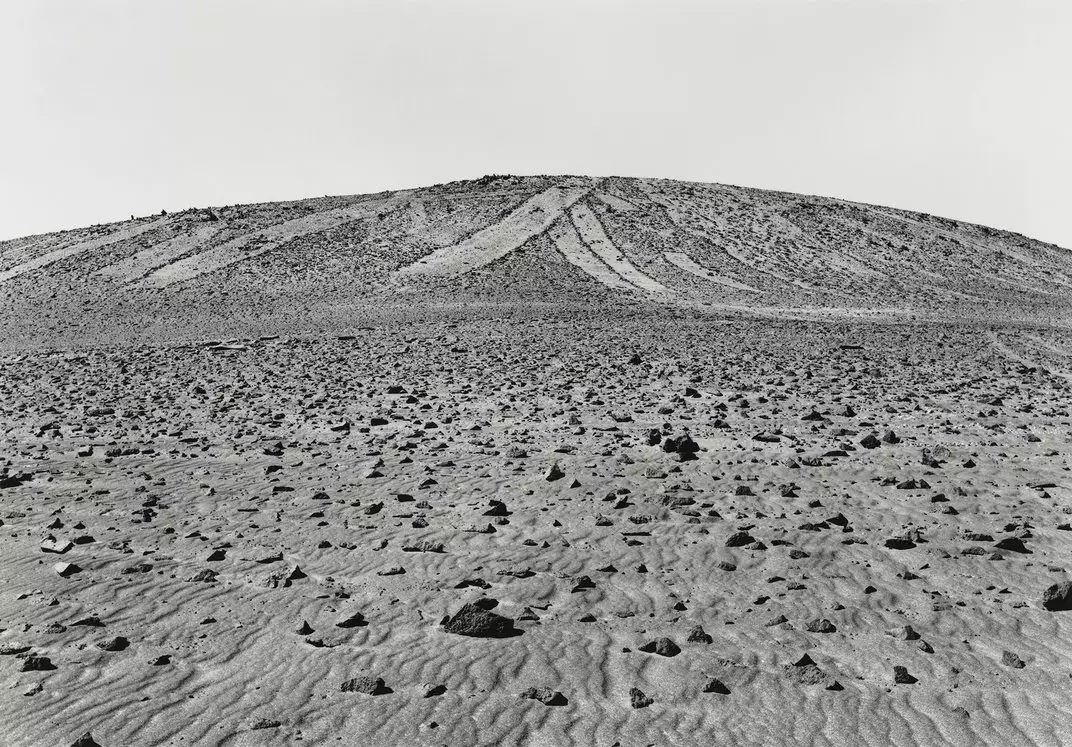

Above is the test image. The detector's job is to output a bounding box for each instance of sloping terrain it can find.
[1,177,1071,746]
[0,174,1069,348]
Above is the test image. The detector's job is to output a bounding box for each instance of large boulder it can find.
[1042,580,1072,611]
[442,603,518,638]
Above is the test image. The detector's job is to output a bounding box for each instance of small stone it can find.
[422,682,447,698]
[442,603,517,638]
[1001,650,1026,669]
[53,562,82,577]
[893,665,917,684]
[1042,580,1072,611]
[639,637,680,657]
[97,636,129,652]
[250,718,283,730]
[686,626,712,644]
[22,655,56,671]
[702,677,730,694]
[340,675,387,695]
[630,687,653,709]
[518,687,567,706]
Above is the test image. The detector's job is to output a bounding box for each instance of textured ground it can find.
[2,317,1072,746]
[2,174,1072,350]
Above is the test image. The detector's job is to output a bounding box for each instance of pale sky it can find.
[2,1,1069,248]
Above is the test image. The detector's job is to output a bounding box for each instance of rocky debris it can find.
[662,434,699,454]
[994,537,1030,553]
[250,718,283,730]
[97,636,129,652]
[686,625,713,644]
[518,687,567,706]
[629,687,653,709]
[1002,650,1026,669]
[422,682,447,698]
[893,665,917,684]
[639,638,680,657]
[336,612,367,628]
[402,541,445,553]
[53,562,82,577]
[69,734,102,747]
[702,677,730,695]
[887,625,920,641]
[1042,580,1072,611]
[442,603,518,638]
[41,538,74,554]
[726,531,756,547]
[544,463,565,482]
[804,618,836,634]
[22,655,57,671]
[72,616,105,627]
[783,653,838,689]
[340,675,389,695]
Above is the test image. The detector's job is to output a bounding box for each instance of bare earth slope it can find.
[0,174,1069,347]
[0,177,1071,747]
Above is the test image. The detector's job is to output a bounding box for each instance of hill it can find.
[1,175,1069,347]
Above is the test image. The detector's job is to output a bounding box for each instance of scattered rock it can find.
[442,603,518,638]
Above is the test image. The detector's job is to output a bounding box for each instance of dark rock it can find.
[702,677,730,694]
[442,603,518,638]
[860,433,881,449]
[686,626,712,644]
[994,537,1030,554]
[804,618,836,634]
[1001,650,1026,669]
[518,687,567,706]
[340,675,388,695]
[250,718,283,730]
[639,637,680,657]
[1042,581,1072,611]
[893,665,917,684]
[630,687,653,709]
[22,655,56,671]
[336,612,367,628]
[726,531,755,547]
[97,636,129,652]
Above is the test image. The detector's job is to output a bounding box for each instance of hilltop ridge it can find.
[1,174,1069,347]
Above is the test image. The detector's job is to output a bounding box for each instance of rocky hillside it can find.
[1,175,1069,346]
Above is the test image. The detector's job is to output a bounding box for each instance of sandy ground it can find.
[2,316,1071,746]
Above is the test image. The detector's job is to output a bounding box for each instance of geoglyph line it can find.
[594,192,638,212]
[395,185,592,277]
[568,202,668,294]
[663,252,759,291]
[140,191,414,287]
[96,224,227,282]
[549,218,638,292]
[0,219,168,284]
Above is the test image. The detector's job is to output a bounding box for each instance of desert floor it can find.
[2,314,1071,746]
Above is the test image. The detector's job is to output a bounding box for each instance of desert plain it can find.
[0,175,1070,746]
